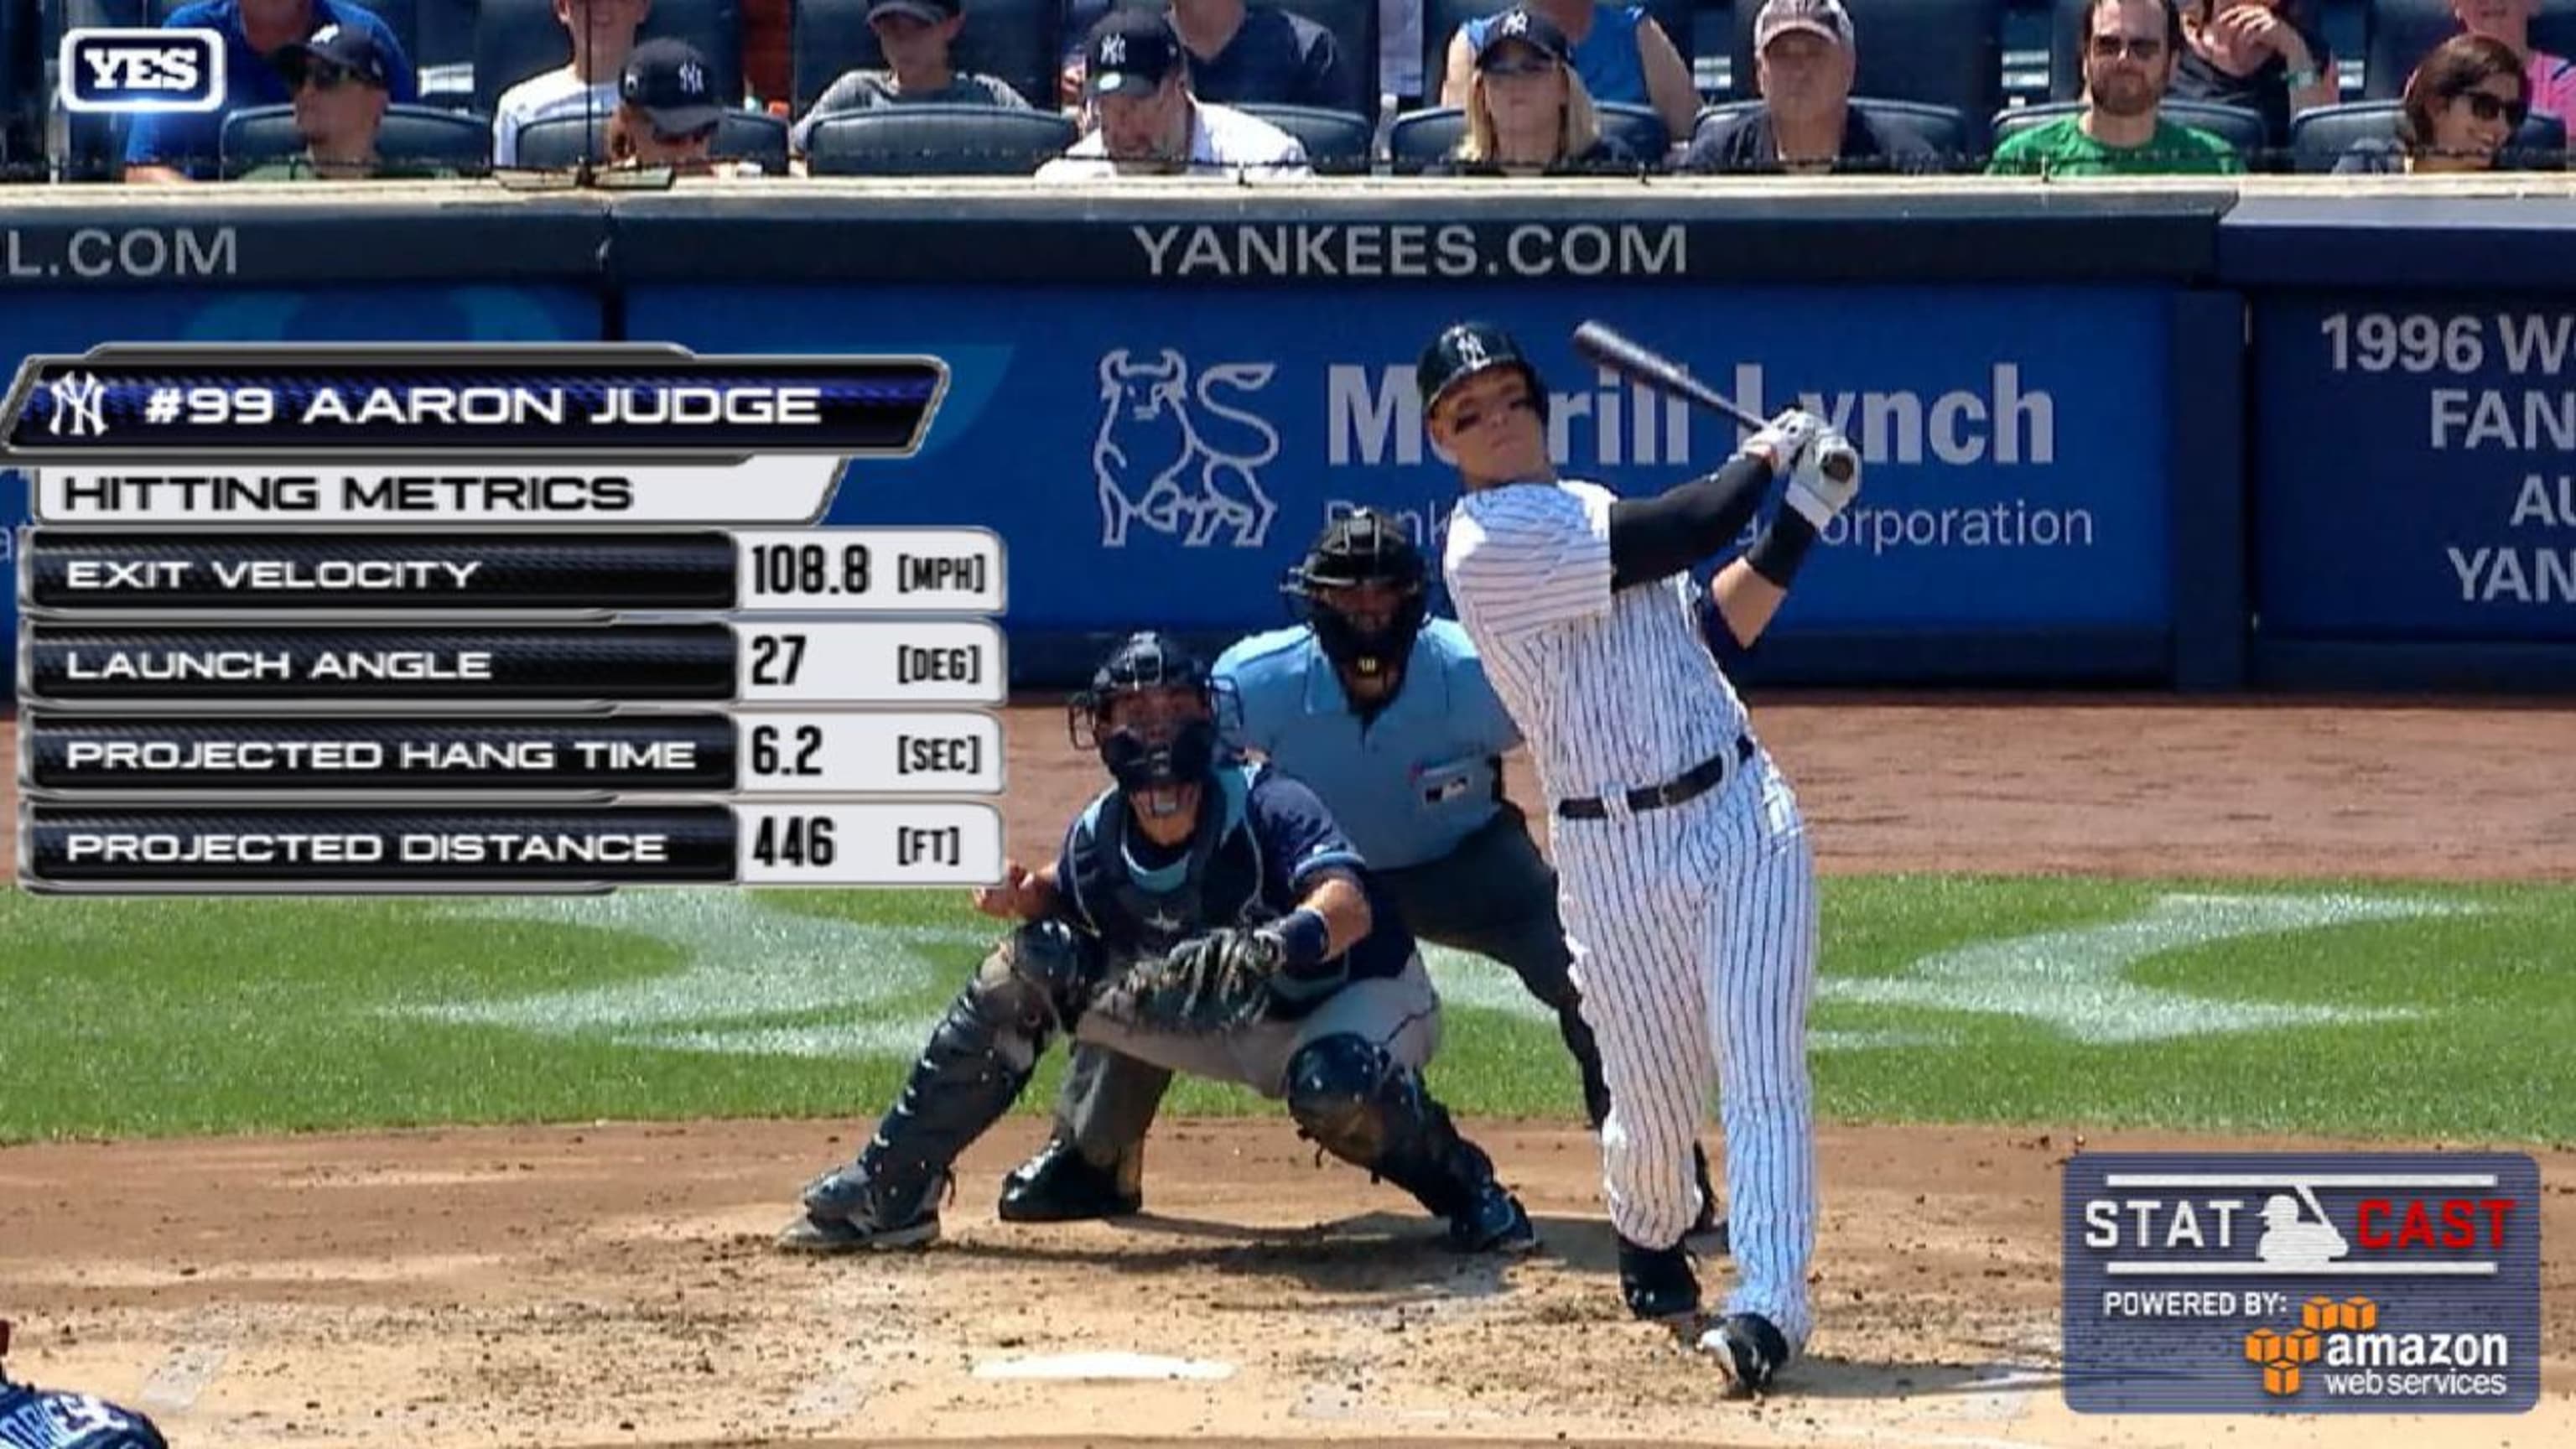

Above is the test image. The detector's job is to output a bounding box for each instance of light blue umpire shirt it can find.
[1213,618,1523,872]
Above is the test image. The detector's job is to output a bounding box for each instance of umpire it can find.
[1002,510,1719,1238]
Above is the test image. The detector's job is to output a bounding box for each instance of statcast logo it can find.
[59,28,227,114]
[1090,349,1280,549]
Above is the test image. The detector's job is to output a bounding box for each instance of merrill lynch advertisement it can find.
[626,284,2172,635]
[2064,1153,2541,1413]
[2257,296,2576,640]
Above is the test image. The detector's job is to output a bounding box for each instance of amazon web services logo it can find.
[2062,1153,2538,1413]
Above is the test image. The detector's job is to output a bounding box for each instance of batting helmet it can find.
[1068,631,1226,797]
[1284,509,1430,683]
[1416,320,1548,423]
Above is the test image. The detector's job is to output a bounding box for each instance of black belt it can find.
[1555,735,1753,821]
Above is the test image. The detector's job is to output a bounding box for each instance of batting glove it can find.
[1742,408,1826,472]
[1782,428,1862,528]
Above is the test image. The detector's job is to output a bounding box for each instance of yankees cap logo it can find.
[1100,34,1128,65]
[678,60,707,96]
[1500,10,1530,36]
[1454,332,1491,366]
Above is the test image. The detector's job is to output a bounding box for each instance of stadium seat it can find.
[220,101,492,176]
[1990,96,2269,164]
[792,0,1062,114]
[1385,98,1665,170]
[1421,0,1696,114]
[798,102,1076,173]
[1233,101,1377,171]
[1735,0,2005,148]
[2365,0,2576,100]
[2288,96,2567,170]
[475,0,745,117]
[512,106,792,170]
[1690,96,1972,169]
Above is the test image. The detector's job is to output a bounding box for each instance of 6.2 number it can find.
[747,723,824,776]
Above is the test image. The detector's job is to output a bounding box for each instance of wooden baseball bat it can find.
[1571,321,1856,482]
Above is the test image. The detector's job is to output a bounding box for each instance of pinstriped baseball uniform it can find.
[1443,476,1818,1349]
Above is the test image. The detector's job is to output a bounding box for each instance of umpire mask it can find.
[1285,509,1431,687]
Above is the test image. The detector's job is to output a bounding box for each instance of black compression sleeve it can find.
[1606,452,1774,591]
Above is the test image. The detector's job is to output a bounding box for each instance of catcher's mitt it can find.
[1089,927,1285,1036]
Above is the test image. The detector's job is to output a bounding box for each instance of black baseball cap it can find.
[868,0,961,22]
[277,22,391,88]
[1475,8,1571,67]
[1085,9,1183,97]
[621,37,725,135]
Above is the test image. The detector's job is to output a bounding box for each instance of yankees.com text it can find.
[1131,223,1685,278]
[4,226,237,281]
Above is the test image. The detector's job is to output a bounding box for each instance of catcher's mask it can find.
[1284,509,1429,685]
[1068,631,1232,810]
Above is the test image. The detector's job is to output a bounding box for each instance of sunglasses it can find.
[293,60,366,91]
[2087,35,2166,60]
[2459,91,2530,126]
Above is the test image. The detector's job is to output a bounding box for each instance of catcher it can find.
[0,1320,169,1449]
[778,630,1540,1255]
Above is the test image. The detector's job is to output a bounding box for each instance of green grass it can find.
[1,877,2569,1144]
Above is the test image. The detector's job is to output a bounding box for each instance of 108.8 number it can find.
[748,543,870,597]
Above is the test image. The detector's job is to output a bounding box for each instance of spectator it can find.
[2171,0,2336,147]
[793,0,1029,155]
[239,23,455,179]
[1990,0,2245,174]
[606,37,759,174]
[1680,0,1942,174]
[1036,10,1311,179]
[1170,0,1358,113]
[1428,8,1638,172]
[2335,33,2533,169]
[125,0,418,182]
[493,0,652,168]
[1441,0,1698,145]
[2450,0,2576,122]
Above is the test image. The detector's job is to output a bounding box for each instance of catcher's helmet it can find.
[1069,631,1226,797]
[1416,320,1547,422]
[1284,509,1430,683]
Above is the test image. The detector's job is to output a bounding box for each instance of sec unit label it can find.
[732,710,1001,795]
[732,621,1004,704]
[733,529,1003,613]
[735,802,1002,885]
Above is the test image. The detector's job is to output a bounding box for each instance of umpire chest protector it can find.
[1066,764,1266,958]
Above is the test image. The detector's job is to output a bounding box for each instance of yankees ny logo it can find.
[47,371,107,438]
[1452,332,1490,368]
[1100,34,1127,65]
[678,61,707,96]
[1499,9,1530,36]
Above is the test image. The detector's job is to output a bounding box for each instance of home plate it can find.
[973,1352,1238,1382]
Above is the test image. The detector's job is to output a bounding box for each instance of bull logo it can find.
[1092,348,1280,548]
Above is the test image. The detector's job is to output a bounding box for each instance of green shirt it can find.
[237,157,462,181]
[1986,116,2244,177]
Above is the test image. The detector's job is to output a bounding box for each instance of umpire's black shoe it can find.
[996,1139,1142,1223]
[1696,1311,1791,1397]
[1617,1235,1701,1322]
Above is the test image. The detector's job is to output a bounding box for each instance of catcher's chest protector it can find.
[1069,767,1266,958]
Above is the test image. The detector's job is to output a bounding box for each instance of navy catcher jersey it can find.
[0,1384,168,1449]
[1053,761,1415,995]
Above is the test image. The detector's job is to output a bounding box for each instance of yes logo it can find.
[60,28,227,113]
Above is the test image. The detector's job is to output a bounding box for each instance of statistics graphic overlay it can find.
[6,344,1007,894]
[2063,1152,2541,1413]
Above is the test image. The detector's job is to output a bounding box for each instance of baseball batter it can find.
[1000,512,1720,1244]
[776,631,1537,1257]
[1420,320,1859,1394]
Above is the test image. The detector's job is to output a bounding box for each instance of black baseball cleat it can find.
[1446,1182,1541,1254]
[1697,1311,1791,1397]
[996,1139,1143,1223]
[1617,1234,1701,1322]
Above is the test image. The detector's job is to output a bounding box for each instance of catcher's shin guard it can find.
[1285,1036,1524,1236]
